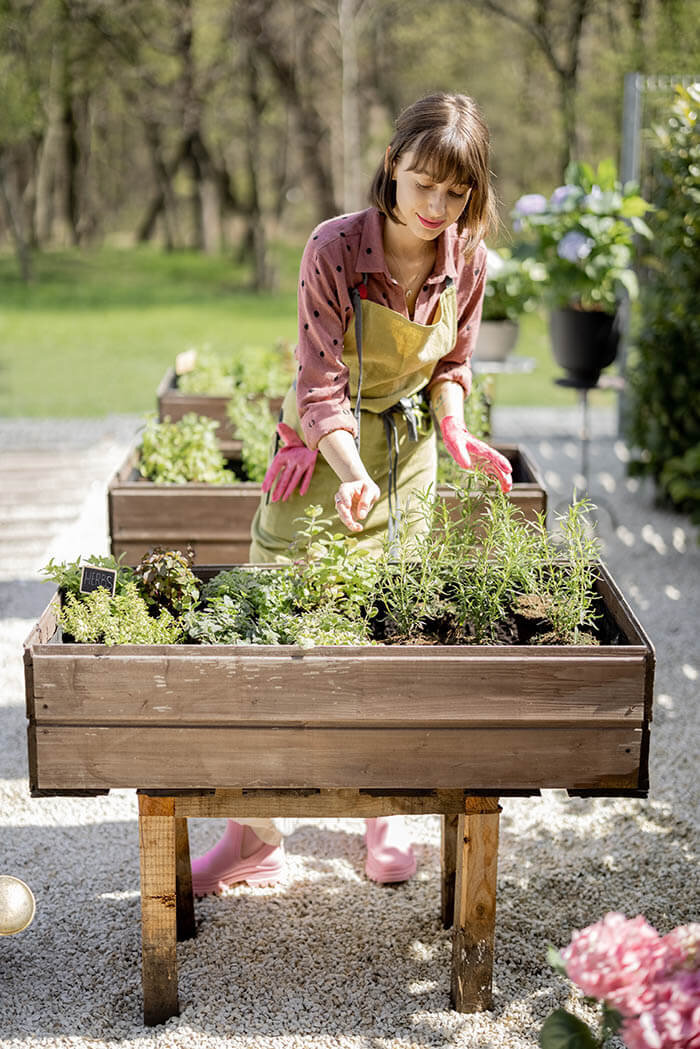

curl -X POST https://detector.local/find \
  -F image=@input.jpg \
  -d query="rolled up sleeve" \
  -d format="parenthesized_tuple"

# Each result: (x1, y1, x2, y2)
(295, 236, 358, 450)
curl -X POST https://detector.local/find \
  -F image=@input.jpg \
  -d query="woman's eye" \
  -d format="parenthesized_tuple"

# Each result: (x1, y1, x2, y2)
(449, 190, 466, 199)
(417, 182, 433, 190)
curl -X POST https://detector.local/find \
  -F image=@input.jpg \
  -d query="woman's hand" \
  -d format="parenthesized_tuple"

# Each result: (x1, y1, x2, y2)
(334, 478, 380, 532)
(440, 415, 513, 494)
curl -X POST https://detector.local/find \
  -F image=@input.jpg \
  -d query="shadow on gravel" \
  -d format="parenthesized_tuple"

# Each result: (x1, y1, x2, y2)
(0, 579, 55, 620)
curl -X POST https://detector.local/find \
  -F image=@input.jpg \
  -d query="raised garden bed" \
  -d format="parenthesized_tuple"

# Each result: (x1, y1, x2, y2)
(108, 441, 547, 566)
(24, 562, 652, 796)
(23, 554, 654, 1023)
(157, 367, 283, 459)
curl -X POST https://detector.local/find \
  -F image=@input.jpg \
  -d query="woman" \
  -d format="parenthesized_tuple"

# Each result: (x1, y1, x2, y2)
(191, 92, 512, 896)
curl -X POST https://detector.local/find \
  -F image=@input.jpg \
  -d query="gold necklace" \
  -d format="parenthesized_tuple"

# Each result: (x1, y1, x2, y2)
(385, 248, 435, 300)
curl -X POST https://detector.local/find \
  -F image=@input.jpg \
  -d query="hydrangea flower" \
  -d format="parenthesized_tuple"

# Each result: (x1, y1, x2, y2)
(513, 193, 547, 215)
(549, 184, 581, 208)
(544, 915, 700, 1049)
(557, 231, 595, 262)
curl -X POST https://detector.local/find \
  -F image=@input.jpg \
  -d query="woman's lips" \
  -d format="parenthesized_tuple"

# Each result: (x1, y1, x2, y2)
(418, 215, 444, 229)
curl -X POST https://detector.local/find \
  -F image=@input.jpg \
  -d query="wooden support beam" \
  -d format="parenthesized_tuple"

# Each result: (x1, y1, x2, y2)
(451, 796, 501, 1013)
(138, 794, 179, 1026)
(175, 818, 196, 942)
(441, 813, 459, 928)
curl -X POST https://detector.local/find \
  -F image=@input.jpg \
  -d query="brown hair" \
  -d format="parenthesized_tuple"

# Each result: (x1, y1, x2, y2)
(370, 93, 497, 259)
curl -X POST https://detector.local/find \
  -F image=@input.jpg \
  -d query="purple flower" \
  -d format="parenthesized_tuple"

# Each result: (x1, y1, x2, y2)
(550, 184, 580, 208)
(557, 231, 595, 262)
(513, 193, 547, 215)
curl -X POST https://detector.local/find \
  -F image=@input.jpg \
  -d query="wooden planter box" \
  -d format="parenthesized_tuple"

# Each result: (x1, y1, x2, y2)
(108, 441, 547, 566)
(23, 564, 654, 1025)
(24, 563, 652, 798)
(156, 367, 283, 459)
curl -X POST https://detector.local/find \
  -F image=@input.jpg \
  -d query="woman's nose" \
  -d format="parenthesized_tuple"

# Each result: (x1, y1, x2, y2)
(426, 189, 447, 217)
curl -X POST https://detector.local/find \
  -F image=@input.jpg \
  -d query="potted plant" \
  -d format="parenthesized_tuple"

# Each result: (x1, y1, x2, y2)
(512, 161, 653, 385)
(474, 248, 544, 362)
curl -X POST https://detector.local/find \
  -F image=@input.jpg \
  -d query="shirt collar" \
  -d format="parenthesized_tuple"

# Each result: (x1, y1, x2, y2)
(355, 207, 460, 283)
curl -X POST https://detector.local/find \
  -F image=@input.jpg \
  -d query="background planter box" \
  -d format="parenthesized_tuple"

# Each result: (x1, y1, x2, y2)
(24, 563, 653, 798)
(156, 367, 283, 458)
(108, 442, 547, 566)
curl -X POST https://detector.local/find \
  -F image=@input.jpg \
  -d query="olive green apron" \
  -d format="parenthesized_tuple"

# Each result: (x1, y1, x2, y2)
(249, 280, 458, 561)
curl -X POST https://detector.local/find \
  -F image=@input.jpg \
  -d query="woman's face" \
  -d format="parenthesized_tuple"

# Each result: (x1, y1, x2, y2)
(391, 149, 471, 242)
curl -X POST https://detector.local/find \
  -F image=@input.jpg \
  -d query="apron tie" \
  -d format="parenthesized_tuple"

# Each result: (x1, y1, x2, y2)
(349, 275, 368, 450)
(380, 393, 425, 546)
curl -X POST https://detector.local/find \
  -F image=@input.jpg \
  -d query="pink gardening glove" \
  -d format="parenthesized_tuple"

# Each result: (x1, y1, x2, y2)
(440, 415, 513, 494)
(262, 422, 318, 502)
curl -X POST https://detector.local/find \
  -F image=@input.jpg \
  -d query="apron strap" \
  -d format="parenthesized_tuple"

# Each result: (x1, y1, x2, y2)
(349, 275, 369, 450)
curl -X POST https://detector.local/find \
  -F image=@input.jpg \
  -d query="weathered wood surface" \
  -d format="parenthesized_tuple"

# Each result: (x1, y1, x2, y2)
(174, 818, 195, 943)
(441, 813, 459, 928)
(451, 796, 501, 1012)
(138, 794, 179, 1025)
(31, 724, 642, 792)
(171, 788, 496, 818)
(31, 650, 648, 724)
(108, 442, 547, 565)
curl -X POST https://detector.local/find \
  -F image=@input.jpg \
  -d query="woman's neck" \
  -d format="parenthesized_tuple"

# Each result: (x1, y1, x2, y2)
(382, 216, 436, 267)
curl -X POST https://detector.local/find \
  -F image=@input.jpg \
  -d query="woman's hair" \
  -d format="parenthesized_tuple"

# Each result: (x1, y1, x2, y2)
(370, 92, 498, 259)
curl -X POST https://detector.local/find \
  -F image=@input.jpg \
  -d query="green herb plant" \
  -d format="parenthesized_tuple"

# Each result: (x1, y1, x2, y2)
(138, 413, 234, 484)
(226, 386, 277, 483)
(58, 583, 182, 645)
(42, 554, 135, 597)
(135, 547, 200, 616)
(177, 345, 292, 398)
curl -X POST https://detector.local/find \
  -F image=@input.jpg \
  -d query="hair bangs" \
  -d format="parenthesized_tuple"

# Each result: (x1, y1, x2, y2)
(407, 128, 479, 191)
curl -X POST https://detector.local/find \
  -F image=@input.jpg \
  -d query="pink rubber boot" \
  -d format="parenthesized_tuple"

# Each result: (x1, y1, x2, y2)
(191, 821, 285, 896)
(364, 816, 416, 883)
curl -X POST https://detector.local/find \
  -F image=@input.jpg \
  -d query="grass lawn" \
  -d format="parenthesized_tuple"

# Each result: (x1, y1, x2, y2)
(0, 245, 616, 417)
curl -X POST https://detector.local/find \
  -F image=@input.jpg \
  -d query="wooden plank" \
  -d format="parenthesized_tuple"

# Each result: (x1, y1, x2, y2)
(174, 788, 475, 818)
(32, 725, 643, 792)
(138, 794, 179, 1025)
(175, 818, 196, 942)
(441, 814, 459, 928)
(31, 651, 648, 726)
(451, 797, 500, 1012)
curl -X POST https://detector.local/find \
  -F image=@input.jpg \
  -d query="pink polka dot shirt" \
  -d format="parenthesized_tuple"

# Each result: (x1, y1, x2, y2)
(296, 206, 487, 450)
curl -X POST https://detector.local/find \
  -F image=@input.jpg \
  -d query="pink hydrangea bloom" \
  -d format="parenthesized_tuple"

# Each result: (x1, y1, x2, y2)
(562, 913, 666, 1011)
(561, 915, 700, 1049)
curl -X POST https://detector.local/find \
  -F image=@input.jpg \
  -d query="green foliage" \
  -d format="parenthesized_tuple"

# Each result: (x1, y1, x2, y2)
(177, 344, 292, 397)
(513, 160, 653, 311)
(184, 567, 298, 645)
(41, 554, 135, 597)
(226, 386, 277, 483)
(539, 1008, 599, 1049)
(134, 547, 200, 616)
(626, 85, 700, 533)
(138, 413, 234, 484)
(482, 248, 546, 322)
(57, 583, 182, 645)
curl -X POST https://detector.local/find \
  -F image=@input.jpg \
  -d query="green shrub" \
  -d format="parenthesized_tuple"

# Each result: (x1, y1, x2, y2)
(626, 84, 700, 531)
(57, 583, 183, 645)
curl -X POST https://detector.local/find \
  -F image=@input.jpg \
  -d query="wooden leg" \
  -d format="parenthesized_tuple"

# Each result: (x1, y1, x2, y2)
(175, 818, 196, 942)
(138, 794, 179, 1026)
(440, 813, 459, 928)
(450, 796, 501, 1013)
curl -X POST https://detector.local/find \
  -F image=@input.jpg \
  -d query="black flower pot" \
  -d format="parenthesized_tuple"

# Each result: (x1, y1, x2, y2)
(548, 307, 621, 386)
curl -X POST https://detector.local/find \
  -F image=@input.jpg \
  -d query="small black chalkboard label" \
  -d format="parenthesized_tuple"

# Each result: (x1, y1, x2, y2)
(79, 564, 117, 597)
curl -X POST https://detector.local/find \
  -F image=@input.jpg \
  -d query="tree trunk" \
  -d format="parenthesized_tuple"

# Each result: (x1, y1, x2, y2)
(0, 149, 33, 283)
(243, 51, 272, 290)
(239, 1, 338, 221)
(338, 0, 363, 213)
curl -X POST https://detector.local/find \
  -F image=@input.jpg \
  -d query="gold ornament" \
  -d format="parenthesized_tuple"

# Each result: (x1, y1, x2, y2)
(0, 876, 36, 935)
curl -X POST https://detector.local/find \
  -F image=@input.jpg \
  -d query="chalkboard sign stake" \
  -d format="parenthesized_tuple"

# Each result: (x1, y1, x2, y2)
(79, 564, 117, 598)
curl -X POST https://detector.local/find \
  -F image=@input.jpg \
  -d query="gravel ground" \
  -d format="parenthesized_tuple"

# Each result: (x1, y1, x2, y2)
(1, 408, 698, 1049)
